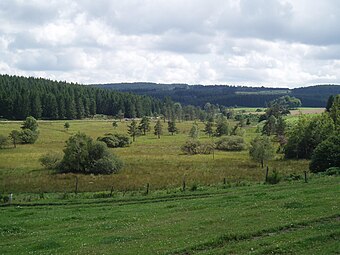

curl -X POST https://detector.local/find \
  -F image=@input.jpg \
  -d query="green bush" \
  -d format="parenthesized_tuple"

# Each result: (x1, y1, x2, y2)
(59, 133, 123, 174)
(39, 152, 63, 169)
(181, 140, 214, 155)
(325, 167, 340, 176)
(97, 133, 130, 148)
(19, 129, 39, 144)
(181, 140, 201, 155)
(310, 134, 340, 173)
(215, 136, 245, 151)
(266, 170, 281, 184)
(0, 134, 8, 149)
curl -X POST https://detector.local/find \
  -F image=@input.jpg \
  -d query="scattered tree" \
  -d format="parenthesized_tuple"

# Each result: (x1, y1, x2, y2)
(127, 119, 140, 142)
(215, 119, 229, 137)
(249, 136, 275, 168)
(0, 135, 8, 149)
(9, 130, 21, 148)
(112, 121, 118, 129)
(138, 116, 151, 135)
(154, 119, 163, 138)
(167, 120, 178, 135)
(188, 122, 199, 139)
(204, 118, 214, 137)
(21, 116, 38, 132)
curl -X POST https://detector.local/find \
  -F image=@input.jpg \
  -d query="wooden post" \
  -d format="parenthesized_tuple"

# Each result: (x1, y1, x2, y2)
(146, 183, 149, 195)
(304, 171, 308, 183)
(265, 166, 269, 183)
(182, 178, 186, 192)
(9, 193, 13, 205)
(75, 176, 78, 195)
(223, 177, 226, 185)
(110, 186, 114, 197)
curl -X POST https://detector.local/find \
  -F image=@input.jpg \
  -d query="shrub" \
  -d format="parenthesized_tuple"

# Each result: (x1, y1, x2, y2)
(266, 170, 281, 184)
(39, 152, 63, 169)
(59, 132, 123, 174)
(324, 167, 340, 176)
(215, 136, 245, 151)
(310, 134, 340, 173)
(19, 129, 39, 144)
(0, 134, 8, 149)
(199, 141, 215, 154)
(181, 140, 214, 155)
(97, 133, 130, 148)
(181, 140, 201, 155)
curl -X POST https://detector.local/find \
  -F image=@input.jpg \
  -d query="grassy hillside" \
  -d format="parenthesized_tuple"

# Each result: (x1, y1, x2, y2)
(0, 177, 339, 254)
(0, 118, 310, 193)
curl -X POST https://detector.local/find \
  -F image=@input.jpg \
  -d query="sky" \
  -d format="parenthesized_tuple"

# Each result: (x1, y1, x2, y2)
(0, 0, 340, 88)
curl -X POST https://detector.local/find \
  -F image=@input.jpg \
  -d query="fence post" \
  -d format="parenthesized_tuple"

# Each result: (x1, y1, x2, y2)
(110, 185, 114, 197)
(223, 177, 226, 186)
(304, 171, 308, 183)
(182, 178, 186, 192)
(9, 193, 13, 205)
(75, 176, 78, 195)
(146, 183, 149, 195)
(265, 166, 269, 183)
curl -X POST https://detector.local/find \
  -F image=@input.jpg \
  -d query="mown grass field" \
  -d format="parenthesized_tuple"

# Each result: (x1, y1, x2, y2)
(0, 117, 310, 193)
(0, 177, 339, 254)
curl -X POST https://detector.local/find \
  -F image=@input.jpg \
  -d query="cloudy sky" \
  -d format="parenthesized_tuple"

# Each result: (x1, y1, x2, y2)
(0, 0, 340, 87)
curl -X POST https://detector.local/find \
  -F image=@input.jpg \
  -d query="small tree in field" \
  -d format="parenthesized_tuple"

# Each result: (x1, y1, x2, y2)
(112, 121, 118, 129)
(204, 118, 214, 137)
(127, 119, 140, 142)
(21, 116, 38, 132)
(154, 119, 163, 139)
(0, 135, 8, 149)
(249, 136, 275, 168)
(64, 122, 70, 131)
(167, 120, 177, 135)
(189, 122, 199, 139)
(9, 130, 21, 148)
(138, 116, 150, 135)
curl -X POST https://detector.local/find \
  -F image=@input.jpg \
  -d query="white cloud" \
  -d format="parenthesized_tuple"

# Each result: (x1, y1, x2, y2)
(0, 0, 339, 87)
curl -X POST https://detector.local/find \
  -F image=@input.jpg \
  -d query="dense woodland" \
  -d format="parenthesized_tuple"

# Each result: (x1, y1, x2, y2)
(0, 74, 163, 120)
(94, 82, 340, 107)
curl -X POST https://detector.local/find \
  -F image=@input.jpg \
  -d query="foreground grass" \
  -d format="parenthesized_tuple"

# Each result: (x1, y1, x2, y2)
(0, 177, 339, 254)
(0, 119, 310, 193)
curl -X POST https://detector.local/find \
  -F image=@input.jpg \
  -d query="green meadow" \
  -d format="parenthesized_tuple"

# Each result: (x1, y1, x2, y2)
(0, 118, 309, 193)
(0, 177, 339, 254)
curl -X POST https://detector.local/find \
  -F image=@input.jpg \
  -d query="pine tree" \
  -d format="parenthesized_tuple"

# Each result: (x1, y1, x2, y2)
(127, 119, 140, 142)
(154, 119, 163, 139)
(204, 118, 214, 137)
(138, 116, 151, 135)
(167, 120, 177, 135)
(189, 122, 199, 139)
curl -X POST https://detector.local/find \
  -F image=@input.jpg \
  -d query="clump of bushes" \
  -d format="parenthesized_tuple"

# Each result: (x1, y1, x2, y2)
(215, 136, 245, 151)
(97, 133, 130, 148)
(39, 152, 63, 169)
(181, 140, 214, 155)
(40, 132, 123, 175)
(266, 170, 281, 184)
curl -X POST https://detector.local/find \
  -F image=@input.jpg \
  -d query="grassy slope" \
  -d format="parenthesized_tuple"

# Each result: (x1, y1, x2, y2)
(0, 119, 309, 193)
(0, 177, 339, 254)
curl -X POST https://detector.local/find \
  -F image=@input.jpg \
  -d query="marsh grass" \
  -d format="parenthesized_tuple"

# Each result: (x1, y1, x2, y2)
(0, 119, 309, 193)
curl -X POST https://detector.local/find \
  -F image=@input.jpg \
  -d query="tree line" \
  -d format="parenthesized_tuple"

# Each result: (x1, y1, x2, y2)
(0, 74, 162, 120)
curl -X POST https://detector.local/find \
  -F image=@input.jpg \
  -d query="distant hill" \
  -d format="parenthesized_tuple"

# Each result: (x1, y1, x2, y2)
(92, 83, 340, 107)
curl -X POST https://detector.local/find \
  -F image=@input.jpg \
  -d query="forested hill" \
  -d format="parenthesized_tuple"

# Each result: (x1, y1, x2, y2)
(0, 75, 163, 120)
(93, 82, 340, 107)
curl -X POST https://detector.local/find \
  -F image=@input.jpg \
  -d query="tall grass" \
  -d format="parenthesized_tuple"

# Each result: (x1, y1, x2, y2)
(0, 119, 309, 193)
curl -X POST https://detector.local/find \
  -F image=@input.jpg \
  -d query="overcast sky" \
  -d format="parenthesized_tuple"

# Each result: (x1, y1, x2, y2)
(0, 0, 340, 87)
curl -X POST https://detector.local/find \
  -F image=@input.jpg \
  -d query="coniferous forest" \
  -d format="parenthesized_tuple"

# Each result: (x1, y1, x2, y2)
(0, 74, 163, 120)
